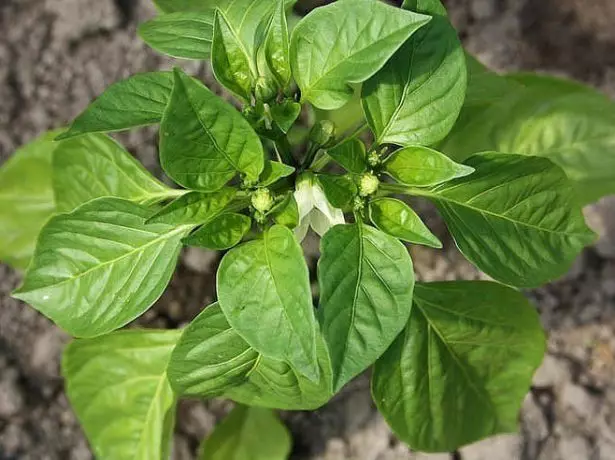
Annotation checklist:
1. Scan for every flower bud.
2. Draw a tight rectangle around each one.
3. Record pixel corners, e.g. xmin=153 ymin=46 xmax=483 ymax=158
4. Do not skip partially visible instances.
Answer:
xmin=251 ymin=188 xmax=274 ymax=213
xmin=309 ymin=120 xmax=336 ymax=147
xmin=359 ymin=173 xmax=379 ymax=197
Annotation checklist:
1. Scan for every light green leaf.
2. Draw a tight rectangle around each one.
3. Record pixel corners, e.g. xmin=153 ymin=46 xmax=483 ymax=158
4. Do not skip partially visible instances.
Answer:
xmin=373 ymin=281 xmax=545 ymax=452
xmin=290 ymin=0 xmax=431 ymax=110
xmin=154 ymin=0 xmax=215 ymax=13
xmin=200 ymin=405 xmax=291 ymax=460
xmin=0 ymin=131 xmax=57 ymax=270
xmin=184 ymin=212 xmax=251 ymax=250
xmin=63 ymin=329 xmax=180 ymax=460
xmin=262 ymin=0 xmax=291 ymax=88
xmin=384 ymin=145 xmax=474 ymax=187
xmin=139 ymin=12 xmax=214 ymax=60
xmin=59 ymin=72 xmax=174 ymax=139
xmin=52 ymin=133 xmax=172 ymax=213
xmin=362 ymin=0 xmax=465 ymax=147
xmin=316 ymin=174 xmax=357 ymax=209
xmin=13 ymin=198 xmax=191 ymax=337
xmin=318 ymin=224 xmax=415 ymax=392
xmin=217 ymin=224 xmax=319 ymax=381
xmin=327 ymin=137 xmax=367 ymax=174
xmin=422 ymin=153 xmax=595 ymax=288
xmin=271 ymin=100 xmax=301 ymax=133
xmin=402 ymin=0 xmax=448 ymax=15
xmin=147 ymin=188 xmax=236 ymax=225
xmin=271 ymin=193 xmax=299 ymax=228
xmin=369 ymin=198 xmax=442 ymax=248
xmin=160 ymin=68 xmax=264 ymax=191
xmin=259 ymin=160 xmax=295 ymax=187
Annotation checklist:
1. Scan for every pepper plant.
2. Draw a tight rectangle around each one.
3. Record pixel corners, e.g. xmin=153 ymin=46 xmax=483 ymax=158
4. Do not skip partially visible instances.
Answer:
xmin=1 ymin=0 xmax=613 ymax=457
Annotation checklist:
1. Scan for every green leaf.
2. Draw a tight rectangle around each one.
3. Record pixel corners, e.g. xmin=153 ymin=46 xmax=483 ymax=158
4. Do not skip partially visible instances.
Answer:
xmin=139 ymin=12 xmax=214 ymax=60
xmin=318 ymin=224 xmax=415 ymax=392
xmin=402 ymin=0 xmax=448 ymax=16
xmin=369 ymin=198 xmax=442 ymax=248
xmin=168 ymin=303 xmax=333 ymax=410
xmin=373 ymin=281 xmax=545 ymax=452
xmin=147 ymin=188 xmax=236 ymax=225
xmin=362 ymin=0 xmax=465 ymax=147
xmin=217 ymin=224 xmax=319 ymax=381
xmin=154 ymin=0 xmax=215 ymax=13
xmin=63 ymin=329 xmax=180 ymax=460
xmin=52 ymin=133 xmax=172 ymax=213
xmin=327 ymin=137 xmax=367 ymax=174
xmin=259 ymin=160 xmax=295 ymax=187
xmin=13 ymin=198 xmax=191 ymax=337
xmin=316 ymin=174 xmax=357 ymax=209
xmin=422 ymin=153 xmax=595 ymax=288
xmin=160 ymin=68 xmax=264 ymax=191
xmin=271 ymin=100 xmax=301 ymax=133
xmin=59 ymin=72 xmax=175 ymax=139
xmin=271 ymin=193 xmax=299 ymax=228
xmin=211 ymin=9 xmax=255 ymax=100
xmin=184 ymin=212 xmax=251 ymax=250
xmin=199 ymin=405 xmax=291 ymax=460
xmin=384 ymin=145 xmax=474 ymax=187
xmin=262 ymin=0 xmax=291 ymax=88
xmin=0 ymin=131 xmax=57 ymax=270
xmin=290 ymin=0 xmax=431 ymax=110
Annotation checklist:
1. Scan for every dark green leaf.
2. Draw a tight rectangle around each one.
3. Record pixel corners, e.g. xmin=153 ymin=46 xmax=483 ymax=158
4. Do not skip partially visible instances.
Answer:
xmin=139 ymin=12 xmax=214 ymax=60
xmin=184 ymin=212 xmax=251 ymax=250
xmin=271 ymin=100 xmax=301 ymax=133
xmin=318 ymin=224 xmax=415 ymax=391
xmin=59 ymin=72 xmax=174 ymax=139
xmin=63 ymin=329 xmax=180 ymax=460
xmin=369 ymin=198 xmax=441 ymax=248
xmin=13 ymin=198 xmax=191 ymax=337
xmin=271 ymin=193 xmax=299 ymax=228
xmin=327 ymin=137 xmax=367 ymax=174
xmin=259 ymin=160 xmax=295 ymax=187
xmin=373 ymin=281 xmax=545 ymax=452
xmin=262 ymin=0 xmax=291 ymax=88
xmin=316 ymin=174 xmax=357 ymax=209
xmin=160 ymin=68 xmax=264 ymax=191
xmin=147 ymin=188 xmax=236 ymax=225
xmin=384 ymin=145 xmax=474 ymax=187
xmin=217 ymin=225 xmax=319 ymax=381
xmin=290 ymin=0 xmax=431 ymax=110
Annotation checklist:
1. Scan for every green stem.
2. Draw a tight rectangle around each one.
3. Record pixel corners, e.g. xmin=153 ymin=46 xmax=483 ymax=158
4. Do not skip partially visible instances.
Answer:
xmin=301 ymin=142 xmax=320 ymax=171
xmin=275 ymin=137 xmax=297 ymax=167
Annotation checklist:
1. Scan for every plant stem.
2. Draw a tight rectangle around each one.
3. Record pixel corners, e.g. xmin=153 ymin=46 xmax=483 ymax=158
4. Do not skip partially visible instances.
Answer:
xmin=275 ymin=137 xmax=297 ymax=167
xmin=301 ymin=142 xmax=320 ymax=171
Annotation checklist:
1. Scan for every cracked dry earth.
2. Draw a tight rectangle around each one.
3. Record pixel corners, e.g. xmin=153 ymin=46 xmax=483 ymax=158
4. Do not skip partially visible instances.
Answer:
xmin=1 ymin=0 xmax=615 ymax=459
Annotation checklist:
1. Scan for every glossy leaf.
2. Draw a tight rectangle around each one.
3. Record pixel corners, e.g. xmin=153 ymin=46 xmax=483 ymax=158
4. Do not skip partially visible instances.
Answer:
xmin=263 ymin=0 xmax=291 ymax=88
xmin=271 ymin=193 xmax=299 ymax=228
xmin=59 ymin=72 xmax=174 ymax=139
xmin=424 ymin=153 xmax=596 ymax=287
xmin=184 ymin=212 xmax=251 ymax=250
xmin=200 ymin=406 xmax=291 ymax=460
xmin=271 ymin=100 xmax=301 ymax=133
xmin=259 ymin=160 xmax=295 ymax=187
xmin=316 ymin=174 xmax=357 ymax=209
xmin=384 ymin=145 xmax=474 ymax=187
xmin=369 ymin=198 xmax=442 ymax=248
xmin=139 ymin=12 xmax=214 ymax=60
xmin=327 ymin=137 xmax=367 ymax=174
xmin=154 ymin=0 xmax=216 ymax=12
xmin=217 ymin=225 xmax=319 ymax=380
xmin=63 ymin=329 xmax=180 ymax=460
xmin=13 ymin=198 xmax=191 ymax=337
xmin=147 ymin=188 xmax=236 ymax=225
xmin=362 ymin=0 xmax=465 ymax=147
xmin=52 ymin=133 xmax=172 ymax=212
xmin=290 ymin=0 xmax=431 ymax=110
xmin=373 ymin=281 xmax=545 ymax=452
xmin=160 ymin=68 xmax=264 ymax=191
xmin=318 ymin=224 xmax=415 ymax=391
xmin=0 ymin=131 xmax=57 ymax=269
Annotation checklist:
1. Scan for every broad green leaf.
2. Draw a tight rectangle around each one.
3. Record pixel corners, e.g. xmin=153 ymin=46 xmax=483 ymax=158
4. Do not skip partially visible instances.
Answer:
xmin=259 ymin=160 xmax=295 ymax=187
xmin=52 ymin=133 xmax=172 ymax=213
xmin=63 ymin=329 xmax=180 ymax=460
xmin=373 ymin=281 xmax=545 ymax=452
xmin=154 ymin=0 xmax=215 ymax=12
xmin=262 ymin=0 xmax=291 ymax=88
xmin=139 ymin=12 xmax=214 ymax=60
xmin=271 ymin=100 xmax=301 ymax=133
xmin=362 ymin=0 xmax=465 ymax=147
xmin=13 ymin=198 xmax=191 ymax=337
xmin=168 ymin=303 xmax=333 ymax=410
xmin=217 ymin=224 xmax=319 ymax=381
xmin=327 ymin=137 xmax=367 ymax=174
xmin=160 ymin=68 xmax=264 ymax=191
xmin=59 ymin=72 xmax=174 ymax=139
xmin=402 ymin=0 xmax=447 ymax=15
xmin=290 ymin=0 xmax=431 ymax=110
xmin=507 ymin=72 xmax=591 ymax=95
xmin=271 ymin=193 xmax=299 ymax=228
xmin=369 ymin=198 xmax=441 ymax=248
xmin=200 ymin=406 xmax=291 ymax=460
xmin=184 ymin=212 xmax=251 ymax=250
xmin=147 ymin=188 xmax=236 ymax=225
xmin=318 ymin=224 xmax=415 ymax=391
xmin=316 ymin=174 xmax=357 ymax=209
xmin=422 ymin=153 xmax=595 ymax=288
xmin=384 ymin=145 xmax=474 ymax=187
xmin=212 ymin=9 xmax=255 ymax=100
xmin=0 ymin=131 xmax=57 ymax=270
xmin=314 ymin=85 xmax=365 ymax=140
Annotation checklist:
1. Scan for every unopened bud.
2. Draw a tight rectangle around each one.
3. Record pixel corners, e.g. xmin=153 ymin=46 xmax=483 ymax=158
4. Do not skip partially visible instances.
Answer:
xmin=251 ymin=188 xmax=274 ymax=213
xmin=367 ymin=151 xmax=381 ymax=168
xmin=359 ymin=173 xmax=379 ymax=197
xmin=309 ymin=120 xmax=336 ymax=147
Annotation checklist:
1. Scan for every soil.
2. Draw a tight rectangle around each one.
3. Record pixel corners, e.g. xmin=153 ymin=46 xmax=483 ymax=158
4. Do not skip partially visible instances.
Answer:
xmin=1 ymin=0 xmax=615 ymax=459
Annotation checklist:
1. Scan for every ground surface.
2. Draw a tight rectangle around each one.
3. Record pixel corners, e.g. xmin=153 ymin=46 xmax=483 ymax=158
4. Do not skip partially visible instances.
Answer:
xmin=1 ymin=0 xmax=615 ymax=459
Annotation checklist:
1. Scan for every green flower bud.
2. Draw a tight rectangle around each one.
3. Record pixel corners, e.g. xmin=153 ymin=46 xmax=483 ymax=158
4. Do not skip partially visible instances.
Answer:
xmin=255 ymin=77 xmax=277 ymax=103
xmin=251 ymin=188 xmax=274 ymax=213
xmin=359 ymin=173 xmax=379 ymax=197
xmin=367 ymin=151 xmax=381 ymax=168
xmin=309 ymin=120 xmax=336 ymax=147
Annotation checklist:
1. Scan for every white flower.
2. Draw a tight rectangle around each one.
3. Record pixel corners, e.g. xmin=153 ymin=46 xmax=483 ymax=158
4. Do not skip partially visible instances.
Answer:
xmin=293 ymin=174 xmax=345 ymax=241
